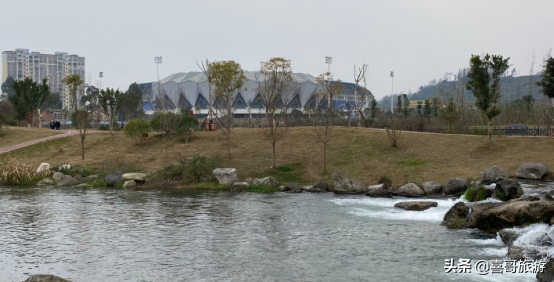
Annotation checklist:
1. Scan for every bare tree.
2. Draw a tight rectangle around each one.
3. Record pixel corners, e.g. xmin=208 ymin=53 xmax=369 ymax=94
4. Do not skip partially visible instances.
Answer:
xmin=386 ymin=114 xmax=402 ymax=148
xmin=257 ymin=57 xmax=298 ymax=168
xmin=71 ymin=110 xmax=91 ymax=160
xmin=313 ymin=72 xmax=344 ymax=172
xmin=353 ymin=64 xmax=368 ymax=127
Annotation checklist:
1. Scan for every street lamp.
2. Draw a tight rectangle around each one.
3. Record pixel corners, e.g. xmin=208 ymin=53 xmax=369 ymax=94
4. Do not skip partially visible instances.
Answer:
xmin=390 ymin=71 xmax=394 ymax=113
xmin=155 ymin=56 xmax=162 ymax=111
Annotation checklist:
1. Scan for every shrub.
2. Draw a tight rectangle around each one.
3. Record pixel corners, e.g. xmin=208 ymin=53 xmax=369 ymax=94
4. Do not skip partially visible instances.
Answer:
xmin=378 ymin=175 xmax=392 ymax=189
xmin=89 ymin=179 xmax=107 ymax=187
xmin=0 ymin=158 xmax=49 ymax=185
xmin=276 ymin=165 xmax=293 ymax=172
xmin=151 ymin=112 xmax=198 ymax=140
xmin=246 ymin=185 xmax=279 ymax=193
xmin=124 ymin=118 xmax=151 ymax=144
xmin=162 ymin=153 xmax=221 ymax=184
xmin=463 ymin=185 xmax=489 ymax=202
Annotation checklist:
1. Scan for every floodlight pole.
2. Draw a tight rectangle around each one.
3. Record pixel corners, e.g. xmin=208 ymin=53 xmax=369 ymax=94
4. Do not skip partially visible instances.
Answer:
xmin=155 ymin=56 xmax=162 ymax=111
xmin=99 ymin=71 xmax=103 ymax=91
xmin=325 ymin=56 xmax=332 ymax=108
xmin=390 ymin=71 xmax=394 ymax=113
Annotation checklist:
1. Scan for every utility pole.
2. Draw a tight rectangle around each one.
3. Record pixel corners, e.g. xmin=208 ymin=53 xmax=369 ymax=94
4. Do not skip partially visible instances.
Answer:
xmin=325 ymin=56 xmax=332 ymax=108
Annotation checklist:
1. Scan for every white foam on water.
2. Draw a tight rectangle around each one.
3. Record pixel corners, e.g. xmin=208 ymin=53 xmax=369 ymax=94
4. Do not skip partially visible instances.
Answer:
xmin=465 ymin=235 xmax=504 ymax=246
xmin=473 ymin=247 xmax=508 ymax=257
xmin=348 ymin=206 xmax=447 ymax=222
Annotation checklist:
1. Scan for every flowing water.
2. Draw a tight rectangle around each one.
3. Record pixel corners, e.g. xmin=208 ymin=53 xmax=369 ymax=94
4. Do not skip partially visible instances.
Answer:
xmin=0 ymin=185 xmax=545 ymax=282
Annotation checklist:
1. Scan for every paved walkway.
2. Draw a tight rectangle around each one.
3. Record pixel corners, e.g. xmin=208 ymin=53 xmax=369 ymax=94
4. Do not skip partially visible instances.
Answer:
xmin=0 ymin=130 xmax=80 ymax=155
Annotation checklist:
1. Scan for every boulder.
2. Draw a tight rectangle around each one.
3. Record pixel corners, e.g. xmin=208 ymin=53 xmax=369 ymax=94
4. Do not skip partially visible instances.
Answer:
xmin=537 ymin=259 xmax=554 ymax=282
xmin=394 ymin=201 xmax=438 ymax=211
xmin=516 ymin=162 xmax=549 ymax=180
xmin=58 ymin=164 xmax=71 ymax=171
xmin=332 ymin=173 xmax=367 ymax=194
xmin=479 ymin=166 xmax=512 ymax=185
xmin=494 ymin=178 xmax=523 ymax=201
xmin=280 ymin=182 xmax=303 ymax=192
xmin=122 ymin=173 xmax=147 ymax=182
xmin=313 ymin=181 xmax=329 ymax=191
xmin=122 ymin=180 xmax=136 ymax=188
xmin=303 ymin=186 xmax=325 ymax=193
xmin=105 ymin=172 xmax=123 ymax=187
xmin=76 ymin=183 xmax=91 ymax=188
xmin=36 ymin=163 xmax=51 ymax=174
xmin=397 ymin=183 xmax=425 ymax=196
xmin=498 ymin=230 xmax=520 ymax=246
xmin=507 ymin=246 xmax=525 ymax=261
xmin=441 ymin=202 xmax=469 ymax=229
xmin=468 ymin=199 xmax=554 ymax=234
xmin=253 ymin=176 xmax=278 ymax=187
xmin=22 ymin=274 xmax=71 ymax=282
xmin=52 ymin=172 xmax=64 ymax=182
xmin=422 ymin=182 xmax=442 ymax=195
xmin=365 ymin=184 xmax=392 ymax=198
xmin=233 ymin=182 xmax=249 ymax=188
xmin=244 ymin=178 xmax=254 ymax=184
xmin=85 ymin=174 xmax=100 ymax=182
xmin=443 ymin=178 xmax=469 ymax=195
xmin=212 ymin=168 xmax=238 ymax=185
xmin=36 ymin=178 xmax=54 ymax=186
xmin=57 ymin=176 xmax=79 ymax=186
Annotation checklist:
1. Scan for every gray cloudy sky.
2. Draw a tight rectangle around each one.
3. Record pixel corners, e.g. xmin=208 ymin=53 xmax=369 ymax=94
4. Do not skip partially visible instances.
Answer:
xmin=1 ymin=0 xmax=553 ymax=99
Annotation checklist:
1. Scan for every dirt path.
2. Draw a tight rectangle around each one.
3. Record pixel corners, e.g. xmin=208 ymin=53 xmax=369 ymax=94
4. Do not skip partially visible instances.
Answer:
xmin=0 ymin=130 xmax=80 ymax=155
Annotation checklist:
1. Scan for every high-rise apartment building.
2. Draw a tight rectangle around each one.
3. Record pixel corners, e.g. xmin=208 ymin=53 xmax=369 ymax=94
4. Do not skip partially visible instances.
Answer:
xmin=2 ymin=48 xmax=85 ymax=112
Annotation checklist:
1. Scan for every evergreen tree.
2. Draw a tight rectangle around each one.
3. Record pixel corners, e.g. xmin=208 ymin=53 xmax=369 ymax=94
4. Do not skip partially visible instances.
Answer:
xmin=537 ymin=57 xmax=554 ymax=100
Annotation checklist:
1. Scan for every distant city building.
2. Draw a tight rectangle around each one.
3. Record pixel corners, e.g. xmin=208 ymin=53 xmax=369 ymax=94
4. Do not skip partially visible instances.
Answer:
xmin=148 ymin=71 xmax=373 ymax=116
xmin=2 ymin=48 xmax=85 ymax=112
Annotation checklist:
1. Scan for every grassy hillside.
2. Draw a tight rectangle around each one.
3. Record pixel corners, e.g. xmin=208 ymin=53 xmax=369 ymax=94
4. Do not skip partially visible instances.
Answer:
xmin=0 ymin=126 xmax=63 ymax=149
xmin=1 ymin=126 xmax=554 ymax=187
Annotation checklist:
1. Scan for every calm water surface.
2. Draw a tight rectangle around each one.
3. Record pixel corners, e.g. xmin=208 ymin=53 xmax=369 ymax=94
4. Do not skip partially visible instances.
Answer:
xmin=0 ymin=186 xmax=538 ymax=281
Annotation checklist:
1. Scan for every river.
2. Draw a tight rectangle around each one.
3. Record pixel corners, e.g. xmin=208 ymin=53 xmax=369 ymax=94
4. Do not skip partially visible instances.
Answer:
xmin=0 ymin=186 xmax=542 ymax=281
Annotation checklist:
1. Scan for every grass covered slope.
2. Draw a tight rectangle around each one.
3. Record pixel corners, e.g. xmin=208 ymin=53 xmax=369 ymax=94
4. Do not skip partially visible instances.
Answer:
xmin=0 ymin=126 xmax=63 ymax=149
xmin=1 ymin=126 xmax=553 ymax=187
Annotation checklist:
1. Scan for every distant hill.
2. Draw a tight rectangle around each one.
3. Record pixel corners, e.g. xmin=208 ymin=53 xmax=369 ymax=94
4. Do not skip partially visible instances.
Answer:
xmin=378 ymin=74 xmax=549 ymax=108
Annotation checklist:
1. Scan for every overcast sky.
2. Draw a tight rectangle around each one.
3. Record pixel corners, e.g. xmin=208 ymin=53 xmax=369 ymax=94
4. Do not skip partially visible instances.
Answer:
xmin=1 ymin=0 xmax=553 ymax=100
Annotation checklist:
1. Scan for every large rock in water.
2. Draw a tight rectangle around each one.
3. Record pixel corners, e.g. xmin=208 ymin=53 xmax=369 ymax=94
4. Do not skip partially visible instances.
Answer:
xmin=441 ymin=202 xmax=469 ymax=229
xmin=479 ymin=166 xmax=512 ymax=185
xmin=397 ymin=183 xmax=425 ymax=196
xmin=468 ymin=199 xmax=554 ymax=234
xmin=494 ymin=178 xmax=523 ymax=201
xmin=22 ymin=274 xmax=71 ymax=282
xmin=443 ymin=178 xmax=468 ymax=195
xmin=212 ymin=168 xmax=238 ymax=185
xmin=498 ymin=230 xmax=520 ymax=246
xmin=394 ymin=201 xmax=438 ymax=211
xmin=537 ymin=259 xmax=554 ymax=282
xmin=365 ymin=184 xmax=392 ymax=198
xmin=516 ymin=162 xmax=549 ymax=180
xmin=332 ymin=173 xmax=367 ymax=194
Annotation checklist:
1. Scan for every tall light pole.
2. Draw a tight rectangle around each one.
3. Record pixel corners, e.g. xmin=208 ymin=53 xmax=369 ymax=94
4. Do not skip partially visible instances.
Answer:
xmin=155 ymin=56 xmax=162 ymax=111
xmin=325 ymin=56 xmax=332 ymax=108
xmin=390 ymin=71 xmax=394 ymax=113
xmin=99 ymin=72 xmax=103 ymax=91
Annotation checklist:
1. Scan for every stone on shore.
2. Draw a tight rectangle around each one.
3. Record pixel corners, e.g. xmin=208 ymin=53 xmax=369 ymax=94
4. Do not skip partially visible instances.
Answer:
xmin=212 ymin=168 xmax=238 ymax=185
xmin=443 ymin=178 xmax=469 ymax=195
xmin=22 ymin=274 xmax=71 ymax=282
xmin=57 ymin=175 xmax=79 ymax=186
xmin=37 ymin=178 xmax=54 ymax=186
xmin=516 ymin=162 xmax=549 ymax=180
xmin=479 ymin=166 xmax=512 ymax=185
xmin=105 ymin=172 xmax=123 ymax=187
xmin=332 ymin=173 xmax=367 ymax=194
xmin=422 ymin=182 xmax=442 ymax=195
xmin=397 ymin=183 xmax=425 ymax=196
xmin=280 ymin=182 xmax=303 ymax=192
xmin=122 ymin=180 xmax=136 ymax=188
xmin=122 ymin=173 xmax=147 ymax=182
xmin=233 ymin=182 xmax=249 ymax=188
xmin=52 ymin=172 xmax=64 ymax=182
xmin=253 ymin=176 xmax=278 ymax=187
xmin=394 ymin=201 xmax=438 ymax=211
xmin=36 ymin=163 xmax=51 ymax=174
xmin=313 ymin=181 xmax=329 ymax=191
xmin=365 ymin=184 xmax=392 ymax=198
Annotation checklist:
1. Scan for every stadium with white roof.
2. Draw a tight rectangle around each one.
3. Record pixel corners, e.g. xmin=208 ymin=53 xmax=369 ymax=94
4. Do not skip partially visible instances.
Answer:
xmin=142 ymin=71 xmax=373 ymax=117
